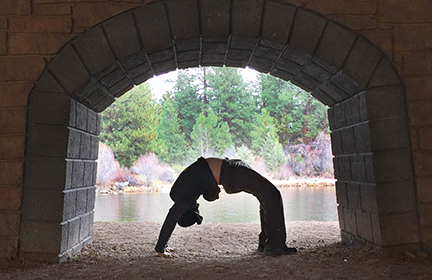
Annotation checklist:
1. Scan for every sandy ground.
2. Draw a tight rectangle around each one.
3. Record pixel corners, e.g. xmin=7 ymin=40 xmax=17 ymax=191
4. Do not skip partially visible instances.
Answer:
xmin=1 ymin=221 xmax=432 ymax=279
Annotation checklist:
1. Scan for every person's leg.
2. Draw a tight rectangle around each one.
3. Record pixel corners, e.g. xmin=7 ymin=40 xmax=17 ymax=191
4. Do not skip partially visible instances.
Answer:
xmin=258 ymin=204 xmax=266 ymax=252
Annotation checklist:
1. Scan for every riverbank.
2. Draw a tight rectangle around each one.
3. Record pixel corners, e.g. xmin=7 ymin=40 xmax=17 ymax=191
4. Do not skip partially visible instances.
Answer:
xmin=1 ymin=221 xmax=431 ymax=279
xmin=97 ymin=178 xmax=336 ymax=194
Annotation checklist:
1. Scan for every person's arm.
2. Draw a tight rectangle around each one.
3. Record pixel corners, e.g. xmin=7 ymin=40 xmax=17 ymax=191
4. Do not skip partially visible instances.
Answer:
xmin=155 ymin=201 xmax=194 ymax=256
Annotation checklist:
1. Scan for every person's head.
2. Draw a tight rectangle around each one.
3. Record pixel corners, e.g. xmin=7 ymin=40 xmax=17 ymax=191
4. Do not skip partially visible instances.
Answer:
xmin=178 ymin=204 xmax=203 ymax=227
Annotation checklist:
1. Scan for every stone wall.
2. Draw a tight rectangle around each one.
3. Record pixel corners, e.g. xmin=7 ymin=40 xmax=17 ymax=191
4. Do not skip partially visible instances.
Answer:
xmin=0 ymin=0 xmax=431 ymax=260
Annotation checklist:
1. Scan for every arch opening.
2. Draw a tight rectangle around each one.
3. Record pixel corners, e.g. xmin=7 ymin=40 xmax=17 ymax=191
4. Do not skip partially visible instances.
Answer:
xmin=21 ymin=0 xmax=417 ymax=262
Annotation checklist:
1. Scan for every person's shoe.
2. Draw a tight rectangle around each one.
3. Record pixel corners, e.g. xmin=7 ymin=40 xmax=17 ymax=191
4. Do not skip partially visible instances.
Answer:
xmin=264 ymin=247 xmax=297 ymax=256
xmin=257 ymin=244 xmax=265 ymax=252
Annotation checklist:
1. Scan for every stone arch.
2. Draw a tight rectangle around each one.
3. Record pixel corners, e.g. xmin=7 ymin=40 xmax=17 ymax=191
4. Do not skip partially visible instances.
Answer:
xmin=21 ymin=0 xmax=418 ymax=262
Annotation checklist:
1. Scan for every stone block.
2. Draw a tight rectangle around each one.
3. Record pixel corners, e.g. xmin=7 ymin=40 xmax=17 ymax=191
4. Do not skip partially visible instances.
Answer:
xmin=177 ymin=50 xmax=200 ymax=63
xmin=74 ymin=78 xmax=100 ymax=103
xmin=68 ymin=217 xmax=81 ymax=249
xmin=80 ymin=133 xmax=91 ymax=160
xmin=344 ymin=96 xmax=360 ymax=125
xmin=318 ymin=80 xmax=350 ymax=102
xmin=311 ymin=88 xmax=336 ymax=106
xmin=332 ymin=102 xmax=346 ymax=130
xmin=84 ymin=162 xmax=95 ymax=186
xmin=76 ymin=189 xmax=88 ymax=216
xmin=148 ymin=49 xmax=175 ymax=64
xmin=9 ymin=17 xmax=71 ymax=33
xmin=261 ymin=1 xmax=295 ymax=45
xmin=0 ymin=212 xmax=20 ymax=236
xmin=404 ymin=51 xmax=432 ymax=75
xmin=60 ymin=221 xmax=69 ymax=253
xmin=0 ymin=83 xmax=33 ymax=108
xmin=419 ymin=205 xmax=432 ymax=226
xmin=342 ymin=36 xmax=382 ymax=88
xmin=368 ymin=117 xmax=410 ymax=151
xmin=80 ymin=213 xmax=92 ymax=242
xmin=27 ymin=124 xmax=69 ymax=157
xmin=341 ymin=127 xmax=355 ymax=155
xmin=405 ymin=77 xmax=432 ymax=101
xmin=338 ymin=206 xmax=345 ymax=230
xmin=152 ymin=60 xmax=176 ymax=76
xmin=63 ymin=190 xmax=77 ymax=221
xmin=290 ymin=8 xmax=327 ymax=55
xmin=19 ymin=221 xmax=62 ymax=254
xmin=350 ymin=156 xmax=366 ymax=183
xmin=178 ymin=60 xmax=200 ymax=69
xmin=0 ymin=57 xmax=45 ymax=82
xmin=301 ymin=62 xmax=333 ymax=84
xmin=175 ymin=38 xmax=200 ymax=52
xmin=72 ymin=161 xmax=85 ymax=188
xmin=106 ymin=76 xmax=132 ymax=98
xmin=364 ymin=154 xmax=374 ymax=183
xmin=330 ymin=72 xmax=363 ymax=98
xmin=372 ymin=148 xmax=413 ymax=183
xmin=338 ymin=156 xmax=351 ymax=181
xmin=420 ymin=228 xmax=432 ymax=252
xmin=231 ymin=0 xmax=263 ymax=38
xmin=72 ymin=26 xmax=116 ymax=76
xmin=395 ymin=24 xmax=432 ymax=51
xmin=131 ymin=71 xmax=154 ymax=86
xmin=165 ymin=0 xmax=199 ymax=40
xmin=269 ymin=67 xmax=294 ymax=82
xmin=416 ymin=178 xmax=432 ymax=203
xmin=335 ymin=181 xmax=348 ymax=207
xmin=304 ymin=0 xmax=376 ymax=15
xmin=330 ymin=130 xmax=343 ymax=156
xmin=343 ymin=207 xmax=357 ymax=235
xmin=360 ymin=184 xmax=377 ymax=213
xmin=381 ymin=1 xmax=432 ymax=23
xmin=201 ymin=55 xmax=226 ymax=67
xmin=408 ymin=103 xmax=432 ymax=127
xmin=120 ymin=51 xmax=150 ymax=71
xmin=133 ymin=2 xmax=172 ymax=52
xmin=329 ymin=15 xmax=376 ymax=31
xmin=378 ymin=213 xmax=420 ymax=246
xmin=102 ymin=11 xmax=141 ymax=60
xmin=74 ymin=3 xmax=137 ymax=28
xmin=353 ymin=123 xmax=371 ymax=153
xmin=87 ymin=110 xmax=98 ymax=135
xmin=0 ymin=0 xmax=31 ymax=15
xmin=0 ymin=187 xmax=21 ymax=211
xmin=360 ymin=31 xmax=393 ymax=60
xmin=0 ymin=162 xmax=23 ymax=185
xmin=364 ymin=86 xmax=406 ymax=120
xmin=90 ymin=136 xmax=99 ymax=160
xmin=200 ymin=0 xmax=230 ymax=38
xmin=34 ymin=4 xmax=71 ymax=15
xmin=291 ymin=72 xmax=320 ymax=92
xmin=316 ymin=21 xmax=356 ymax=71
xmin=48 ymin=44 xmax=90 ymax=95
xmin=202 ymin=41 xmax=228 ymax=55
xmin=9 ymin=33 xmax=75 ymax=55
xmin=22 ymin=188 xmax=64 ymax=222
xmin=87 ymin=187 xmax=96 ymax=212
xmin=83 ymin=87 xmax=114 ymax=111
xmin=91 ymin=94 xmax=115 ymax=114
xmin=230 ymin=36 xmax=257 ymax=51
xmin=0 ymin=236 xmax=18 ymax=258
xmin=227 ymin=49 xmax=253 ymax=61
xmin=67 ymin=129 xmax=81 ymax=159
xmin=356 ymin=211 xmax=373 ymax=242
xmin=24 ymin=156 xmax=68 ymax=189
xmin=75 ymin=103 xmax=88 ymax=131
xmin=0 ymin=135 xmax=24 ymax=159
xmin=0 ymin=31 xmax=4 ymax=55
xmin=0 ymin=109 xmax=26 ymax=134
xmin=376 ymin=180 xmax=417 ymax=214
xmin=333 ymin=157 xmax=340 ymax=179
xmin=249 ymin=57 xmax=274 ymax=74
xmin=346 ymin=183 xmax=361 ymax=210
xmin=29 ymin=92 xmax=72 ymax=126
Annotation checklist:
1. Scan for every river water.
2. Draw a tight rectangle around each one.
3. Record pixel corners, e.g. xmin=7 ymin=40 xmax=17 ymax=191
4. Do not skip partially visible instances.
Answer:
xmin=94 ymin=187 xmax=338 ymax=223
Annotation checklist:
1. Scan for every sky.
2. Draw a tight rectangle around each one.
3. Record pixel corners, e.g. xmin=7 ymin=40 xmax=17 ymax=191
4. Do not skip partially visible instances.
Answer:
xmin=147 ymin=67 xmax=259 ymax=101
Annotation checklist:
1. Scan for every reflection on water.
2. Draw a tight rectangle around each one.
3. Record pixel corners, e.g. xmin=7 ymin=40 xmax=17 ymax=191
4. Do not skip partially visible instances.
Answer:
xmin=94 ymin=187 xmax=338 ymax=223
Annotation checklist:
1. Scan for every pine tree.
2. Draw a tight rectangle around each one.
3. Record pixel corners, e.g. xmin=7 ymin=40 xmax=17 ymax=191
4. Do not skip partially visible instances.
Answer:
xmin=157 ymin=93 xmax=188 ymax=164
xmin=99 ymin=83 xmax=162 ymax=168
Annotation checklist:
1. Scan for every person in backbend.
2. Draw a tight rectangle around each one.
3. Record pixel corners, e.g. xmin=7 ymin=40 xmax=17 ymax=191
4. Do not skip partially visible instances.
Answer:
xmin=154 ymin=157 xmax=297 ymax=257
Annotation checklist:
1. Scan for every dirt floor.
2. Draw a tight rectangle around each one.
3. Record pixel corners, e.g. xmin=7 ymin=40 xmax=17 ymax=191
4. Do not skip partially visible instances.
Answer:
xmin=1 ymin=221 xmax=432 ymax=279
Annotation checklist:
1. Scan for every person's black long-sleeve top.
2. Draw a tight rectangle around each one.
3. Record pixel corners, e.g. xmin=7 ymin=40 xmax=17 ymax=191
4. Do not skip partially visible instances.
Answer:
xmin=155 ymin=157 xmax=220 ymax=253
